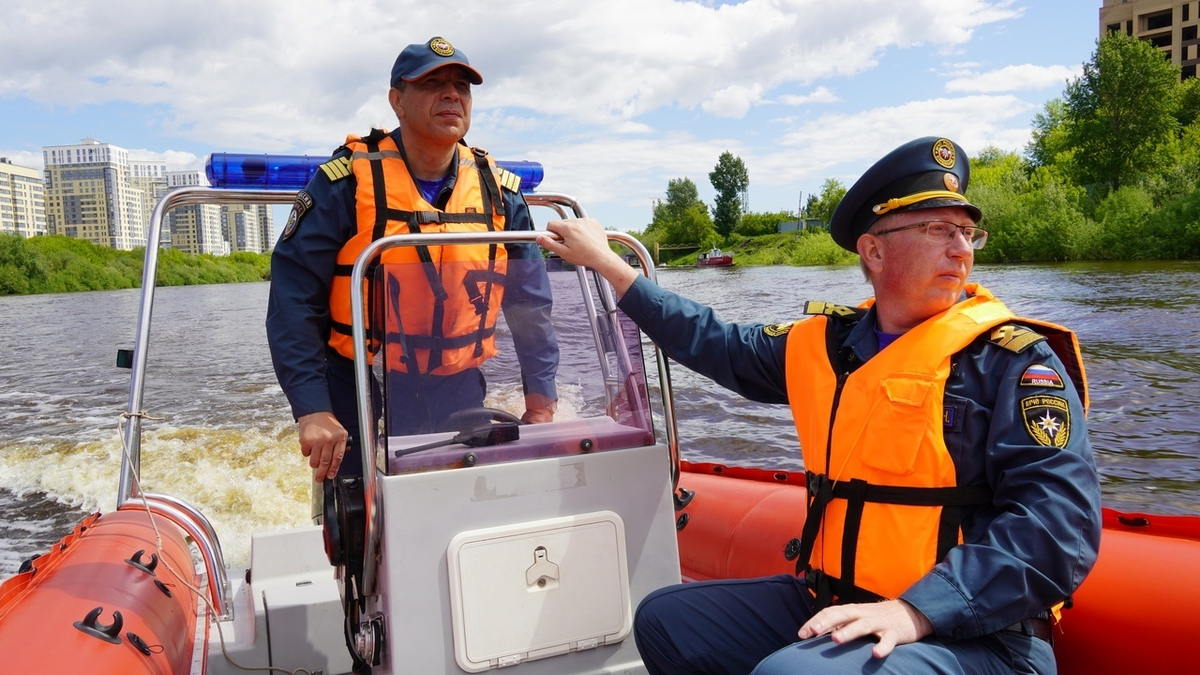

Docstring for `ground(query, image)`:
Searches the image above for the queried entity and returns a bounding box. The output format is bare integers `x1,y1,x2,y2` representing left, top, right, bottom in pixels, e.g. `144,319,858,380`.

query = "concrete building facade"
42,139,151,250
0,158,47,238
1101,0,1200,78
166,170,225,255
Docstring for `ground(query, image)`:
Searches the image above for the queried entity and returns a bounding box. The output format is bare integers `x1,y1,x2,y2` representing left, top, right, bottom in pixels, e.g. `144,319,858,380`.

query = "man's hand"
297,411,348,482
538,218,639,296
798,599,933,659
521,393,557,424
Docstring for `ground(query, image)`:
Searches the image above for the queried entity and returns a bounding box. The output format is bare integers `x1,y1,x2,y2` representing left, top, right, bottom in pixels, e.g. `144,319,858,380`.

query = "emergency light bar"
205,153,544,193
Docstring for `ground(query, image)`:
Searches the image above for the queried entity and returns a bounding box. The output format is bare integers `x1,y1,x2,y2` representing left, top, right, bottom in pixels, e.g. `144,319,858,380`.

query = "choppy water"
2,260,1198,577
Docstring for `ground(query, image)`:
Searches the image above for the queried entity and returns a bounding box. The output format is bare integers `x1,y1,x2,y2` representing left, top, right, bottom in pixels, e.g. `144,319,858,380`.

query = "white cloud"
945,64,1081,93
0,0,1040,227
779,86,841,106
0,150,44,172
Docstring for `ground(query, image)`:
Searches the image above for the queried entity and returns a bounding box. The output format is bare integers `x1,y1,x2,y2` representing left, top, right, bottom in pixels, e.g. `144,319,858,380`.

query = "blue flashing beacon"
205,154,543,193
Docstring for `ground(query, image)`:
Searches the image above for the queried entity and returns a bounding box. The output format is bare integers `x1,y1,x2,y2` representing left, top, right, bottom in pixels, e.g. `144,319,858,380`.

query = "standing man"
538,137,1100,674
268,37,559,480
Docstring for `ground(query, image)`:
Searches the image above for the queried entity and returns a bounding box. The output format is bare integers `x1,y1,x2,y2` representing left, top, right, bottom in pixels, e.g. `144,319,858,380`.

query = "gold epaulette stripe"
803,301,857,317
497,168,521,193
989,325,1046,353
319,156,352,182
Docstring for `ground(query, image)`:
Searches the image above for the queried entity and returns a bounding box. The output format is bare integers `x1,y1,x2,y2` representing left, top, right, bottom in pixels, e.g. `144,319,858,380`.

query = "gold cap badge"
932,138,956,169
429,37,455,57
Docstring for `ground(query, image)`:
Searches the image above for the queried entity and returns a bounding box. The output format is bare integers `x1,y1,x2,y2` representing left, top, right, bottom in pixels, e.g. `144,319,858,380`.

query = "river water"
2,260,1198,577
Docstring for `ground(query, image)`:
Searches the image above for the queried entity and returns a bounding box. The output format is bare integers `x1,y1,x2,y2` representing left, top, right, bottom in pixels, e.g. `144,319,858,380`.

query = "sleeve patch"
1020,395,1071,448
318,156,352,182
989,324,1046,353
1020,364,1065,389
497,168,522,193
803,301,858,318
763,322,794,338
280,190,313,242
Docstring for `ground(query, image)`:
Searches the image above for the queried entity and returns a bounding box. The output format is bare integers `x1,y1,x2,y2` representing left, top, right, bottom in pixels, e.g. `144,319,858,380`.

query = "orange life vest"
784,283,1086,607
326,131,510,376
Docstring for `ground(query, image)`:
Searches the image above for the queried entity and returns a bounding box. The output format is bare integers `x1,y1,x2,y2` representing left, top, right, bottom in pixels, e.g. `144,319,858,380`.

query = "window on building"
1185,3,1191,22
1146,10,1173,31
1185,25,1198,41
1107,22,1121,34
1127,19,1134,34
1185,64,1197,79
1150,33,1173,49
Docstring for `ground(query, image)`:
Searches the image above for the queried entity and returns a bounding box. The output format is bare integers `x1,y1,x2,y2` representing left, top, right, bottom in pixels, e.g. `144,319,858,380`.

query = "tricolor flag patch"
1020,364,1064,389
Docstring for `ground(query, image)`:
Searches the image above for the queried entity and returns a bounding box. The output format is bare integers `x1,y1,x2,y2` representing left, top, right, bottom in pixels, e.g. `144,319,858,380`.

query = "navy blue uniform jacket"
618,275,1101,639
266,129,558,428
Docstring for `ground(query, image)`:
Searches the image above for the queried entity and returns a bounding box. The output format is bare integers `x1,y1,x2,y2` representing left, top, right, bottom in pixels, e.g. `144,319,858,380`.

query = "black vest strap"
795,470,992,609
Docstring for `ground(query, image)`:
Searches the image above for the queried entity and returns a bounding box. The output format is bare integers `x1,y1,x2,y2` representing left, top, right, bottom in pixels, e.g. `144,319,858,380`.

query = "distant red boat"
697,247,734,267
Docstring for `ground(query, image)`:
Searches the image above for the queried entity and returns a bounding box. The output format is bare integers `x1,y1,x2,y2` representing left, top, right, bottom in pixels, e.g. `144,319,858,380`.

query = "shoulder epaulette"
318,155,352,182
496,167,521,193
803,301,860,318
988,324,1046,353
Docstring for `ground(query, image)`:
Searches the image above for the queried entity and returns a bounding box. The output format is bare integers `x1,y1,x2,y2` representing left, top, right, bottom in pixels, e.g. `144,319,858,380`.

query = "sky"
0,0,1103,235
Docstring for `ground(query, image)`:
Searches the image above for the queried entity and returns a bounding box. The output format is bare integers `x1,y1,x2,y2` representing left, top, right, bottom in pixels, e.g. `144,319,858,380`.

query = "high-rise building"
1100,0,1200,79
221,204,275,254
42,138,151,250
166,170,225,255
131,160,168,247
0,158,46,238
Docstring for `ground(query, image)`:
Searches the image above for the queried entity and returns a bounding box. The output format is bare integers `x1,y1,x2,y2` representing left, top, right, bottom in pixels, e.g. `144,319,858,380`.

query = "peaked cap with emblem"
829,136,983,252
390,36,483,87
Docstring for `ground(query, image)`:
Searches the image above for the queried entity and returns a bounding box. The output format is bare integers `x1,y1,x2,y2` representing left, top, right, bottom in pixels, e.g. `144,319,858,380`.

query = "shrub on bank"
0,234,272,296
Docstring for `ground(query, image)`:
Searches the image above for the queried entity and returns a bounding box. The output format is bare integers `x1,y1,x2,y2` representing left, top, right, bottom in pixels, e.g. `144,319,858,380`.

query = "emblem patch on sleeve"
281,190,313,242
1020,395,1071,448
763,322,793,338
1020,364,1064,389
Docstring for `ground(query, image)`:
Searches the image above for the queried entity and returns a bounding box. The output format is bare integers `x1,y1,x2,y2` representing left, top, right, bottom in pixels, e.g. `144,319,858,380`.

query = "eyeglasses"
872,220,989,250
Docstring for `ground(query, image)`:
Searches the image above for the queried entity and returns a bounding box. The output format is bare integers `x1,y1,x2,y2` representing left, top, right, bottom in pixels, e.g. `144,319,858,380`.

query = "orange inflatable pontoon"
0,509,203,673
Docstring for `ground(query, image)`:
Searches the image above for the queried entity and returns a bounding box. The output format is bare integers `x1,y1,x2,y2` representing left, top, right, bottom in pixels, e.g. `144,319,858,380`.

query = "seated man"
538,137,1101,674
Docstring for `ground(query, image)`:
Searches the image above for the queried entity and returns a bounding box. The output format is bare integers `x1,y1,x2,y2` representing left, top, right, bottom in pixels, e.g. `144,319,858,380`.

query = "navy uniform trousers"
634,574,1056,675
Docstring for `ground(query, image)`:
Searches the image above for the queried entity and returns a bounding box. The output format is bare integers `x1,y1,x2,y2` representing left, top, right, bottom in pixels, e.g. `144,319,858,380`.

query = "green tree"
1026,99,1072,169
736,211,795,237
709,151,749,237
806,179,847,224
649,178,715,245
1063,32,1180,190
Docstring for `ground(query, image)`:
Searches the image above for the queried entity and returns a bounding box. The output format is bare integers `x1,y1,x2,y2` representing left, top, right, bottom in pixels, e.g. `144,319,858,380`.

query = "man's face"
861,206,976,329
390,65,473,147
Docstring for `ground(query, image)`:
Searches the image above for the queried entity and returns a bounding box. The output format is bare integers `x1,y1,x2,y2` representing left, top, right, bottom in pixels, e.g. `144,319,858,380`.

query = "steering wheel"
435,407,523,433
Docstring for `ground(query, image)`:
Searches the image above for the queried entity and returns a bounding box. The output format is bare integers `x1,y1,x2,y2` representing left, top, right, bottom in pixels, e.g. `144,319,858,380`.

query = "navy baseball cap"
829,137,983,252
390,36,483,88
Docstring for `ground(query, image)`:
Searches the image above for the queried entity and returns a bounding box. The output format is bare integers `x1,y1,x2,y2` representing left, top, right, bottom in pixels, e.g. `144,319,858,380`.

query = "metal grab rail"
117,492,233,619
349,204,680,597
118,186,300,619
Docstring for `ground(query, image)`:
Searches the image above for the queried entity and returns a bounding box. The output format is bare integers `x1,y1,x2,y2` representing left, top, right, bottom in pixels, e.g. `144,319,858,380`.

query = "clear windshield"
371,242,656,475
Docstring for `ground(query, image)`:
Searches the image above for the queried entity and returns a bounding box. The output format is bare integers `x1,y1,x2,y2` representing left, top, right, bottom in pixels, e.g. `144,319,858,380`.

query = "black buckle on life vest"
803,567,835,612
806,472,834,506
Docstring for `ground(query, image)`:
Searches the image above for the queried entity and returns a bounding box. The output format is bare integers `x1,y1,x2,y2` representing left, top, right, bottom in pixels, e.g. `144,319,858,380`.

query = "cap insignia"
943,172,960,193
932,138,956,169
429,37,455,57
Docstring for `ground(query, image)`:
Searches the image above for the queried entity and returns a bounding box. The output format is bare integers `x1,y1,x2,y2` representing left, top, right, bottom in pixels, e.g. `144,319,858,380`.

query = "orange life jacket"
326,131,510,376
784,283,1086,608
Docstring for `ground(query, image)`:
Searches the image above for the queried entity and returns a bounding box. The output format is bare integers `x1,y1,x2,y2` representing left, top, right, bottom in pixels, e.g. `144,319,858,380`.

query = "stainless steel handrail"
118,186,299,619
117,492,233,618
349,218,679,597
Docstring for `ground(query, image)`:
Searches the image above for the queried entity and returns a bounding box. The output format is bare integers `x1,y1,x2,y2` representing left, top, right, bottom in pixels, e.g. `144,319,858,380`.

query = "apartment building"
42,139,150,250
221,204,274,254
0,158,46,238
166,170,225,255
1101,0,1200,78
